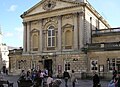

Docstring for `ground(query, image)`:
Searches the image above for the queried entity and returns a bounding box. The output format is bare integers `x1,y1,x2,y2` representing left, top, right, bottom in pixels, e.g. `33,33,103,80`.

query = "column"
58,16,62,51
23,22,27,53
79,12,84,49
39,20,43,52
27,22,30,52
74,13,78,50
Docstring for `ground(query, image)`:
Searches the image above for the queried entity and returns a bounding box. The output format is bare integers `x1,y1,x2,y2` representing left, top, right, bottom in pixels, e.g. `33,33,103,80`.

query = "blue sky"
0,0,120,47
0,0,39,47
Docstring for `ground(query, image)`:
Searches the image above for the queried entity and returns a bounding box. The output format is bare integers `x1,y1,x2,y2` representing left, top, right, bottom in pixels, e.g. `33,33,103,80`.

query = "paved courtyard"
2,75,110,87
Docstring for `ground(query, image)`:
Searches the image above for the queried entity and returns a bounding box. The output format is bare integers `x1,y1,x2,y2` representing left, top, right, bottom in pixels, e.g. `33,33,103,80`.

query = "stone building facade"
9,0,115,78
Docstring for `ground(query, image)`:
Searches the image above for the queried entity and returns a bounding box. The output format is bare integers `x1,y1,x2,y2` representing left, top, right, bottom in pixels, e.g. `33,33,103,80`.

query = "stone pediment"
21,0,80,17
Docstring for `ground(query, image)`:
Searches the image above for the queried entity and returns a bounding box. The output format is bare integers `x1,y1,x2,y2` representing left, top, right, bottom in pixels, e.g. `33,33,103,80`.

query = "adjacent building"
9,0,117,79
0,26,9,72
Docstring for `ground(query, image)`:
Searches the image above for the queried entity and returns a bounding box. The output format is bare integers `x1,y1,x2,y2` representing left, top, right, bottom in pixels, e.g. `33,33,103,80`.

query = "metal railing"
88,42,120,51
92,28,120,35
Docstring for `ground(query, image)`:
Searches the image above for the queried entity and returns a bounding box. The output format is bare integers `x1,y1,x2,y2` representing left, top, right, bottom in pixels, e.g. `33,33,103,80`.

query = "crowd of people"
18,69,78,87
17,69,102,87
18,69,56,87
1,67,120,87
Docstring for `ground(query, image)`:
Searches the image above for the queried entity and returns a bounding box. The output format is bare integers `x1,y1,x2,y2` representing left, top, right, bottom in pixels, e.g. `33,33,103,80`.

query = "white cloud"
8,5,17,12
15,26,23,41
5,32,14,37
15,26,23,32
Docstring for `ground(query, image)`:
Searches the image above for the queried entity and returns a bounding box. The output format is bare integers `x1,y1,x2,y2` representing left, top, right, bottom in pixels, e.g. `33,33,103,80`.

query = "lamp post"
107,58,110,71
42,56,45,69
31,53,34,70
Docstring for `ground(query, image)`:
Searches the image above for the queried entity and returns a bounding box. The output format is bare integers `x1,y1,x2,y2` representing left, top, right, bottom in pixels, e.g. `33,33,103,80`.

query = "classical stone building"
9,0,117,78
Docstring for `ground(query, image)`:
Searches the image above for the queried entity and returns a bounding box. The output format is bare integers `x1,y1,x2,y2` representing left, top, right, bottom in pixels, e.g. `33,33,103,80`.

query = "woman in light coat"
71,70,76,87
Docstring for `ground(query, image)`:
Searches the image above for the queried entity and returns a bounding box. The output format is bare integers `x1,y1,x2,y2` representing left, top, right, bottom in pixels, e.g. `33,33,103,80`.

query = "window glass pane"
52,37,55,46
48,30,51,36
52,30,55,36
65,67,67,70
48,38,51,46
68,67,70,70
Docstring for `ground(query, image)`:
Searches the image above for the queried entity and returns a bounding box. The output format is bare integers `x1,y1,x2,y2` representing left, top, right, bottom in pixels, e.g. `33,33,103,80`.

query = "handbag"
97,83,101,87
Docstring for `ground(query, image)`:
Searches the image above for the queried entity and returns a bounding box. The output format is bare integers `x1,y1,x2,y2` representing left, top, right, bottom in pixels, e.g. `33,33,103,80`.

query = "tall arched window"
32,34,39,51
65,30,72,46
31,29,39,51
33,34,38,48
47,26,55,47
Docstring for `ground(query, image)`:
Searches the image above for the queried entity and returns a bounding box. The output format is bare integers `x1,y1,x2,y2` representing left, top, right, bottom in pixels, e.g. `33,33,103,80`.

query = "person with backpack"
63,70,70,87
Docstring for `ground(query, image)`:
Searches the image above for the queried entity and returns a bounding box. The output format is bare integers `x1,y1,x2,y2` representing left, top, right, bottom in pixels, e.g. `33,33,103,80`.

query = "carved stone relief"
62,14,73,20
42,0,56,11
42,17,58,30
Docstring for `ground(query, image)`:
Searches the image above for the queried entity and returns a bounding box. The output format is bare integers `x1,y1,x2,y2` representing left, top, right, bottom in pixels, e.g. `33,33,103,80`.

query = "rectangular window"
17,61,21,69
91,60,98,71
96,19,99,30
108,58,120,71
109,58,115,71
65,63,70,71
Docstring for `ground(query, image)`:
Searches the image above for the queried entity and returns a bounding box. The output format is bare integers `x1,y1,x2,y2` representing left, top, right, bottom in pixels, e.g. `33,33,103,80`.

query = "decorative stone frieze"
62,14,73,20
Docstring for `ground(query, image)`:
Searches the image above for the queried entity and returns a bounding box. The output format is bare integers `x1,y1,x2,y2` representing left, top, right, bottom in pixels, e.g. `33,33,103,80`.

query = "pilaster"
73,13,78,50
27,22,30,52
39,20,43,52
23,22,27,53
79,12,84,49
58,16,62,51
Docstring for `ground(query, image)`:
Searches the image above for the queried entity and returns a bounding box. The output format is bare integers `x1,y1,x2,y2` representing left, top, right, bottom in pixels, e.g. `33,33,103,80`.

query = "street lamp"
42,55,45,69
31,53,35,70
107,58,110,71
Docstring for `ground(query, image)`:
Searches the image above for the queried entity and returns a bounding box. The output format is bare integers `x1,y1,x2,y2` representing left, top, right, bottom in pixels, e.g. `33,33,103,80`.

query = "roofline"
85,1,111,28
21,0,111,28
21,0,80,18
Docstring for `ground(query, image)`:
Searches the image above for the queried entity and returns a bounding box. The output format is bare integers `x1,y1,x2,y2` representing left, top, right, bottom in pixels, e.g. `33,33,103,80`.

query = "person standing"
112,67,117,80
63,70,70,87
71,70,76,87
47,74,53,87
93,72,100,87
20,70,26,77
44,68,48,77
114,71,120,87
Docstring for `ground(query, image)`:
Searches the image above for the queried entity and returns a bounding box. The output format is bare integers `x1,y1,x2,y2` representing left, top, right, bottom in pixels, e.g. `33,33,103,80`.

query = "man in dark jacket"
93,72,100,87
63,70,70,87
112,67,117,80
